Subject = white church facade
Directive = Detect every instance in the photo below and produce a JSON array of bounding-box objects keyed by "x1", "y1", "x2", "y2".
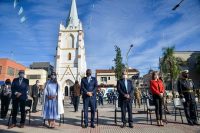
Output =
[{"x1": 55, "y1": 0, "x2": 87, "y2": 96}]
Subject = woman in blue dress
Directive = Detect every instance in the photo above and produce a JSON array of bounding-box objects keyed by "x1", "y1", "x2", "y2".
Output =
[{"x1": 42, "y1": 72, "x2": 64, "y2": 128}]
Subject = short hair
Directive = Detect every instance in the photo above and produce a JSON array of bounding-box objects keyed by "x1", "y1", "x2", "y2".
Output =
[
  {"x1": 5, "y1": 79, "x2": 11, "y2": 85},
  {"x1": 18, "y1": 70, "x2": 25, "y2": 74}
]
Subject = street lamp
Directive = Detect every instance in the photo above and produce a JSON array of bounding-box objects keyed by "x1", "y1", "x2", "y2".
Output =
[
  {"x1": 126, "y1": 44, "x2": 134, "y2": 78},
  {"x1": 172, "y1": 0, "x2": 184, "y2": 11}
]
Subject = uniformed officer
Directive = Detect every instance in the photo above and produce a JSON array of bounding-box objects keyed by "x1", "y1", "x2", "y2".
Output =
[{"x1": 177, "y1": 70, "x2": 199, "y2": 125}]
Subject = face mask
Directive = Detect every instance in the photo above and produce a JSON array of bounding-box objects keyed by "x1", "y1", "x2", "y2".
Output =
[
  {"x1": 123, "y1": 74, "x2": 128, "y2": 79},
  {"x1": 19, "y1": 74, "x2": 24, "y2": 78},
  {"x1": 183, "y1": 74, "x2": 189, "y2": 78},
  {"x1": 86, "y1": 73, "x2": 91, "y2": 77},
  {"x1": 51, "y1": 75, "x2": 56, "y2": 79}
]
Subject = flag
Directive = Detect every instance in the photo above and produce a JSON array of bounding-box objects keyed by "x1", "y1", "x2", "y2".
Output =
[
  {"x1": 18, "y1": 7, "x2": 23, "y2": 15},
  {"x1": 20, "y1": 16, "x2": 26, "y2": 23}
]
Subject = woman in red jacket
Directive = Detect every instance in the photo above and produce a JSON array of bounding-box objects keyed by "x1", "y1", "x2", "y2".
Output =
[{"x1": 150, "y1": 71, "x2": 165, "y2": 126}]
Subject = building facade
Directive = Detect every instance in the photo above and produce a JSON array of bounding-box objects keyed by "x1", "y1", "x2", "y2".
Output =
[
  {"x1": 30, "y1": 62, "x2": 54, "y2": 77},
  {"x1": 0, "y1": 58, "x2": 26, "y2": 82},
  {"x1": 96, "y1": 69, "x2": 139, "y2": 86},
  {"x1": 55, "y1": 0, "x2": 87, "y2": 96},
  {"x1": 25, "y1": 69, "x2": 48, "y2": 88},
  {"x1": 174, "y1": 51, "x2": 200, "y2": 88}
]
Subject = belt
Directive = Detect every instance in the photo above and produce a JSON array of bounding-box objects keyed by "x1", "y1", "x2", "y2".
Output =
[{"x1": 182, "y1": 90, "x2": 193, "y2": 93}]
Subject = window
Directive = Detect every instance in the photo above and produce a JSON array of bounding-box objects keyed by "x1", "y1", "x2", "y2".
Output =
[
  {"x1": 108, "y1": 77, "x2": 110, "y2": 80},
  {"x1": 7, "y1": 67, "x2": 15, "y2": 76},
  {"x1": 0, "y1": 66, "x2": 2, "y2": 75},
  {"x1": 68, "y1": 53, "x2": 72, "y2": 60},
  {"x1": 101, "y1": 77, "x2": 107, "y2": 83},
  {"x1": 67, "y1": 34, "x2": 74, "y2": 48},
  {"x1": 26, "y1": 75, "x2": 41, "y2": 79}
]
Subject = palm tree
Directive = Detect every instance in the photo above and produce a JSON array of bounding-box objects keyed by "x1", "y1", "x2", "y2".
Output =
[{"x1": 160, "y1": 46, "x2": 181, "y2": 97}]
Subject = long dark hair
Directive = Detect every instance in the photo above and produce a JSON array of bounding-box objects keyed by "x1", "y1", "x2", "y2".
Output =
[{"x1": 151, "y1": 71, "x2": 158, "y2": 80}]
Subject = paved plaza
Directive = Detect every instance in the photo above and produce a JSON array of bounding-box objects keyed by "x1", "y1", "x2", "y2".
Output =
[{"x1": 0, "y1": 99, "x2": 200, "y2": 133}]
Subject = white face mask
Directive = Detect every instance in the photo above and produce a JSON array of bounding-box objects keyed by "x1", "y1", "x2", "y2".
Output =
[
  {"x1": 123, "y1": 74, "x2": 128, "y2": 79},
  {"x1": 51, "y1": 75, "x2": 56, "y2": 79}
]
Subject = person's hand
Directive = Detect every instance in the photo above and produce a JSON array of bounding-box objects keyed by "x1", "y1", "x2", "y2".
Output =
[
  {"x1": 160, "y1": 93, "x2": 163, "y2": 97},
  {"x1": 124, "y1": 94, "x2": 130, "y2": 99},
  {"x1": 87, "y1": 92, "x2": 93, "y2": 97},
  {"x1": 181, "y1": 98, "x2": 185, "y2": 103},
  {"x1": 16, "y1": 92, "x2": 22, "y2": 98}
]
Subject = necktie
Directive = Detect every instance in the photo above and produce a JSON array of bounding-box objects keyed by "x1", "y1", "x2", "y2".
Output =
[
  {"x1": 88, "y1": 77, "x2": 90, "y2": 83},
  {"x1": 125, "y1": 80, "x2": 128, "y2": 92},
  {"x1": 19, "y1": 78, "x2": 23, "y2": 85}
]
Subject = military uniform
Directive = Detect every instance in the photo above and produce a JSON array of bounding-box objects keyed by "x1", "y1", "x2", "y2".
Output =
[{"x1": 177, "y1": 77, "x2": 198, "y2": 125}]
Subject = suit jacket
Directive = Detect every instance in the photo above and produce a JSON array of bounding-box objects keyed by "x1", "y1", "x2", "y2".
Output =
[
  {"x1": 81, "y1": 77, "x2": 98, "y2": 99},
  {"x1": 117, "y1": 79, "x2": 134, "y2": 102},
  {"x1": 150, "y1": 79, "x2": 164, "y2": 96},
  {"x1": 73, "y1": 84, "x2": 81, "y2": 97},
  {"x1": 31, "y1": 84, "x2": 39, "y2": 98},
  {"x1": 11, "y1": 78, "x2": 29, "y2": 100}
]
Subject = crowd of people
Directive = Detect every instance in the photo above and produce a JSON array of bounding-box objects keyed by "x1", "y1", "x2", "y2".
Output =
[{"x1": 0, "y1": 69, "x2": 199, "y2": 129}]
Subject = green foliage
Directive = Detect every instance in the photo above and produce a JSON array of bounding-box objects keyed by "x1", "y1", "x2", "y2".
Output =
[
  {"x1": 161, "y1": 46, "x2": 181, "y2": 80},
  {"x1": 114, "y1": 45, "x2": 124, "y2": 80}
]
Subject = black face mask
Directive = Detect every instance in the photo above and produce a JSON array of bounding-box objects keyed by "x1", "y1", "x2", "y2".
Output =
[
  {"x1": 86, "y1": 73, "x2": 91, "y2": 77},
  {"x1": 182, "y1": 73, "x2": 189, "y2": 78}
]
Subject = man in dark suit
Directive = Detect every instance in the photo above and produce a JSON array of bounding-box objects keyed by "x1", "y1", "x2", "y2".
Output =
[
  {"x1": 81, "y1": 69, "x2": 98, "y2": 128},
  {"x1": 9, "y1": 70, "x2": 29, "y2": 129},
  {"x1": 117, "y1": 70, "x2": 134, "y2": 128},
  {"x1": 31, "y1": 80, "x2": 40, "y2": 113}
]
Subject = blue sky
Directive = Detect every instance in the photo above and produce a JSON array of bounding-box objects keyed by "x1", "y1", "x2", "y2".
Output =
[{"x1": 0, "y1": 0, "x2": 200, "y2": 76}]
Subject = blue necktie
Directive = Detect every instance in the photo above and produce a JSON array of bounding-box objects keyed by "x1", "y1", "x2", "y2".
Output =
[{"x1": 124, "y1": 80, "x2": 128, "y2": 92}]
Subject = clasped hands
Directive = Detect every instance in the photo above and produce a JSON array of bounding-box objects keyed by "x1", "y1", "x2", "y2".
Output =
[
  {"x1": 124, "y1": 94, "x2": 130, "y2": 99},
  {"x1": 86, "y1": 92, "x2": 93, "y2": 97},
  {"x1": 48, "y1": 95, "x2": 56, "y2": 100},
  {"x1": 16, "y1": 92, "x2": 22, "y2": 98}
]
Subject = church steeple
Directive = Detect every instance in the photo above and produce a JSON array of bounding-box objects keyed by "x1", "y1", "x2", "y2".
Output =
[{"x1": 67, "y1": 0, "x2": 80, "y2": 29}]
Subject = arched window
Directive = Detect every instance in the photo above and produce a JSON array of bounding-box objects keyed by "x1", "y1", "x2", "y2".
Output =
[
  {"x1": 68, "y1": 53, "x2": 71, "y2": 60},
  {"x1": 67, "y1": 34, "x2": 74, "y2": 48}
]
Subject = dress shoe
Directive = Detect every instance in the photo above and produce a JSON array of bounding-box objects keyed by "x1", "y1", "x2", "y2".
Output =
[
  {"x1": 8, "y1": 124, "x2": 16, "y2": 129},
  {"x1": 193, "y1": 121, "x2": 200, "y2": 125},
  {"x1": 82, "y1": 124, "x2": 88, "y2": 128},
  {"x1": 129, "y1": 123, "x2": 133, "y2": 128},
  {"x1": 121, "y1": 123, "x2": 126, "y2": 128},
  {"x1": 91, "y1": 124, "x2": 95, "y2": 128},
  {"x1": 19, "y1": 124, "x2": 25, "y2": 128},
  {"x1": 188, "y1": 121, "x2": 194, "y2": 126}
]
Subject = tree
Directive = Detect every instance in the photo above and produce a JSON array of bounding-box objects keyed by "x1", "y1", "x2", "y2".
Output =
[
  {"x1": 160, "y1": 46, "x2": 181, "y2": 96},
  {"x1": 114, "y1": 45, "x2": 125, "y2": 80}
]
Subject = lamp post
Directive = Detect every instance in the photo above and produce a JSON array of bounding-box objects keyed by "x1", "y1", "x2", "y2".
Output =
[
  {"x1": 172, "y1": 0, "x2": 184, "y2": 11},
  {"x1": 126, "y1": 44, "x2": 134, "y2": 78}
]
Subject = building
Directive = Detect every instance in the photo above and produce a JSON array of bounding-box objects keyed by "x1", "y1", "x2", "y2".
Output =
[
  {"x1": 142, "y1": 69, "x2": 154, "y2": 89},
  {"x1": 173, "y1": 51, "x2": 200, "y2": 88},
  {"x1": 159, "y1": 51, "x2": 200, "y2": 90},
  {"x1": 55, "y1": 0, "x2": 87, "y2": 96},
  {"x1": 30, "y1": 62, "x2": 54, "y2": 77},
  {"x1": 96, "y1": 69, "x2": 139, "y2": 86},
  {"x1": 25, "y1": 69, "x2": 48, "y2": 88},
  {"x1": 0, "y1": 58, "x2": 26, "y2": 82}
]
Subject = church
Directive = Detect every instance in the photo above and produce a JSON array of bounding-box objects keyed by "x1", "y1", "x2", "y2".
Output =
[{"x1": 55, "y1": 0, "x2": 87, "y2": 96}]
